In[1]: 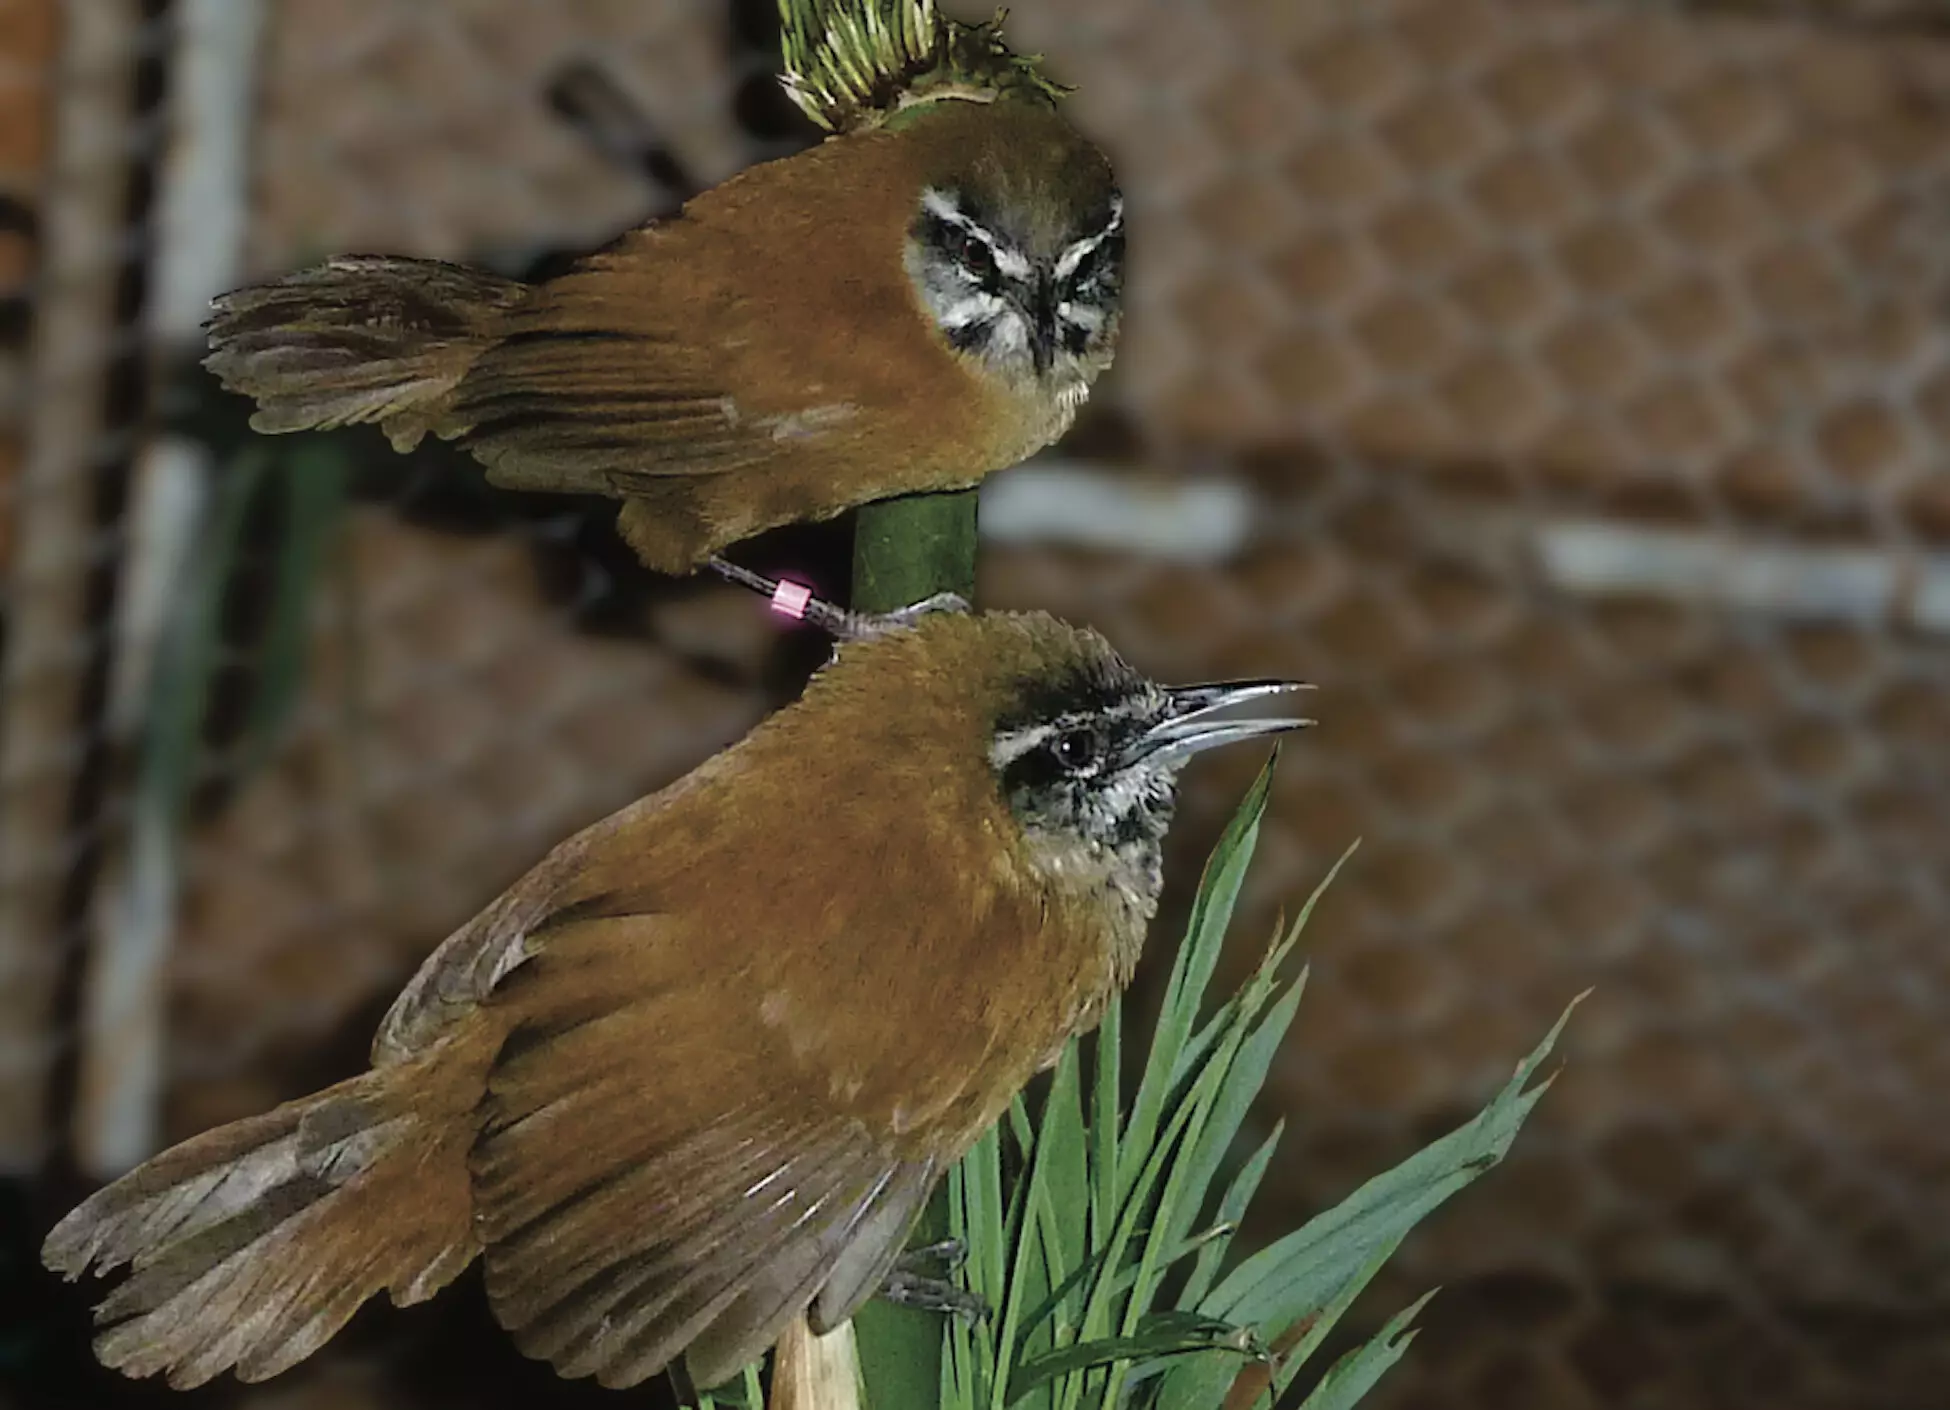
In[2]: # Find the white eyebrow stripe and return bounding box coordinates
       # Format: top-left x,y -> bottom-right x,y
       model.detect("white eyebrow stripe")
1055,197 -> 1125,279
921,186 -> 1035,282
991,722 -> 1056,768
991,245 -> 1035,282
921,186 -> 975,227
938,291 -> 1007,328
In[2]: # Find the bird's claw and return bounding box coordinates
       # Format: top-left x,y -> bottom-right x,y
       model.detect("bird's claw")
878,1237 -> 986,1323
897,1237 -> 969,1274
847,592 -> 972,638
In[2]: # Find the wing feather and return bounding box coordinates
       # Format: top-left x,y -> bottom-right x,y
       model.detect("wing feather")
443,246 -> 778,498
472,915 -> 935,1390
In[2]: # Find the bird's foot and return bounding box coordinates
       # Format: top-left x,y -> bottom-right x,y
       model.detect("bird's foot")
898,1237 -> 970,1273
847,592 -> 972,638
879,1238 -> 987,1323
704,557 -> 970,641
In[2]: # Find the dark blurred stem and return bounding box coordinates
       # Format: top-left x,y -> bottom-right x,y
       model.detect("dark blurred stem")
849,489 -> 978,614
846,487 -> 975,1404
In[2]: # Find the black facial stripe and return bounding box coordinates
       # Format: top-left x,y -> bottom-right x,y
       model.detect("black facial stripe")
945,316 -> 998,353
1110,796 -> 1163,848
1000,743 -> 1071,800
914,209 -> 1001,294
1062,231 -> 1125,297
999,659 -> 1150,738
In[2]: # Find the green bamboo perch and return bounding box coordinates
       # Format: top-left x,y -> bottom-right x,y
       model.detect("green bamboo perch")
851,489 -> 980,615
847,486 -> 977,1405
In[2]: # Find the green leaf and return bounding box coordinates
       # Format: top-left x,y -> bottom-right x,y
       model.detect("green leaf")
1288,1290 -> 1436,1410
856,1188 -> 954,1410
237,441 -> 348,777
1121,754 -> 1276,1200
993,1049 -> 1086,1410
1216,995 -> 1579,1329
1178,1121 -> 1282,1313
1004,1313 -> 1261,1407
1155,995 -> 1584,1410
137,444 -> 271,833
1158,971 -> 1305,1270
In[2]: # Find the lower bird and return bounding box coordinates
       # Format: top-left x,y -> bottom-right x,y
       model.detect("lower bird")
44,608 -> 1307,1392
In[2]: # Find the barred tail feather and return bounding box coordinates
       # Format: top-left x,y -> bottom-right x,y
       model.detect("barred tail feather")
42,1056 -> 482,1389
203,255 -> 525,451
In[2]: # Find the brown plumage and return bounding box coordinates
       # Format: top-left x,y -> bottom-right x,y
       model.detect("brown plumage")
203,100 -> 1122,572
43,610 -> 1307,1392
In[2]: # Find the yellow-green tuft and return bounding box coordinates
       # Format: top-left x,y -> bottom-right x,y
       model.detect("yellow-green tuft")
777,0 -> 1070,134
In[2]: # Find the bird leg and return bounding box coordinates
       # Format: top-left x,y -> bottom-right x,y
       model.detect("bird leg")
898,1237 -> 969,1271
704,556 -> 971,641
877,1237 -> 988,1323
858,592 -> 972,634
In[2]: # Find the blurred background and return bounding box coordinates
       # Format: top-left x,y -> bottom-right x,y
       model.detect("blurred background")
5,0 -> 1950,1406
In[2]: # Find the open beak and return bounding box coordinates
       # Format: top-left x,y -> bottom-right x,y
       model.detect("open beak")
1122,680 -> 1315,771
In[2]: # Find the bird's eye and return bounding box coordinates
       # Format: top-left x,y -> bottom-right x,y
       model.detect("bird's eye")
954,230 -> 998,283
1067,233 -> 1122,293
1051,729 -> 1102,774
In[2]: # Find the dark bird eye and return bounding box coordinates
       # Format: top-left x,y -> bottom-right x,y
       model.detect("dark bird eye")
954,230 -> 997,283
1052,729 -> 1101,773
1068,232 -> 1123,293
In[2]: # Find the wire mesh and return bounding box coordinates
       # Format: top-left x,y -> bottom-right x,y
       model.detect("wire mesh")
4,1 -> 1950,1407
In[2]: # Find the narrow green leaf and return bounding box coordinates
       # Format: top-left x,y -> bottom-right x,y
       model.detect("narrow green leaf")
1105,943 -> 1284,1404
138,445 -> 270,831
695,1363 -> 763,1410
1286,1290 -> 1436,1410
1016,1215 -> 1230,1347
1004,1313 -> 1261,1406
1120,754 -> 1276,1199
993,1049 -> 1085,1410
944,1159 -> 981,1410
1178,1120 -> 1283,1313
1089,997 -> 1121,1252
1156,996 -> 1582,1410
1079,1016 -> 1249,1407
1212,994 -> 1580,1330
1160,972 -> 1306,1265
858,1187 -> 956,1410
238,441 -> 348,778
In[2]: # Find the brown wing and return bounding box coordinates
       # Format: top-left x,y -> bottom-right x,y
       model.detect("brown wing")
440,132 -> 900,501
470,912 -> 936,1391
445,243 -> 772,500
435,125 -> 989,511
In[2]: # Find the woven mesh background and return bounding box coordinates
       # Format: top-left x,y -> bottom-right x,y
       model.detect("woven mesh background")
5,2 -> 1949,1408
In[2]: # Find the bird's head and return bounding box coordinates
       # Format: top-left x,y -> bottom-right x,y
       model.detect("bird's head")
802,610 -> 1309,932
899,103 -> 1124,406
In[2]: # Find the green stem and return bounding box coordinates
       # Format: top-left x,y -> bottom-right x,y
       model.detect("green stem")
849,488 -> 979,614
848,485 -> 978,1409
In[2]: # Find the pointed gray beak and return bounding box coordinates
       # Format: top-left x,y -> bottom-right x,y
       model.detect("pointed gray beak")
1123,680 -> 1315,770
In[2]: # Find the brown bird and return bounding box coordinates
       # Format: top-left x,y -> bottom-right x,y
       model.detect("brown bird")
201,7 -> 1123,574
43,609 -> 1307,1392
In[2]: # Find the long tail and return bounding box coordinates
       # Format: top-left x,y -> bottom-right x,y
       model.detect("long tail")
203,255 -> 526,451
42,1049 -> 483,1389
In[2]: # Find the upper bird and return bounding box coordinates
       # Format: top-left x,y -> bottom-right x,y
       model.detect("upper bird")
44,608 -> 1306,1392
203,1 -> 1124,573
